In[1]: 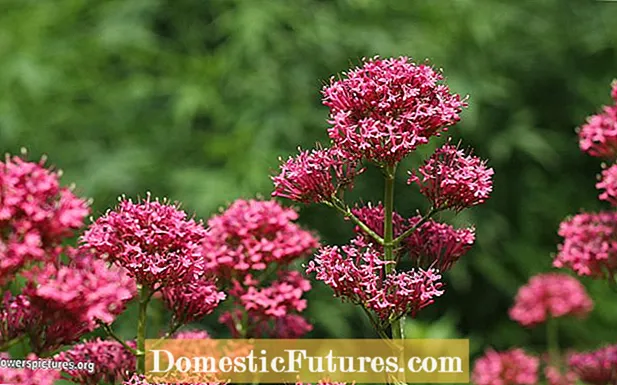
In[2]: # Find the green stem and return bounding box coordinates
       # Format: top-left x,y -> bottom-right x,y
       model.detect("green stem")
328,197 -> 385,245
99,322 -> 139,355
383,165 -> 406,385
137,285 -> 152,374
547,316 -> 560,368
392,207 -> 437,246
0,335 -> 25,352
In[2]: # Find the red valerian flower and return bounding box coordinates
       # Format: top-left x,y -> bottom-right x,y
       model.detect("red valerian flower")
307,236 -> 443,320
0,156 -> 89,283
408,143 -> 493,211
0,293 -> 30,347
555,211 -> 617,278
272,147 -> 364,204
597,163 -> 617,205
323,56 -> 466,165
568,345 -> 617,385
161,278 -> 225,325
471,348 -> 539,385
351,202 -> 407,240
80,195 -> 207,288
578,82 -> 617,159
55,338 -> 137,385
544,365 -> 578,385
203,199 -> 319,276
509,273 -> 593,327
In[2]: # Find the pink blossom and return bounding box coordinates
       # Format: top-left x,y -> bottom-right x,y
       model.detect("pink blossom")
307,237 -> 443,320
80,195 -> 207,288
220,310 -> 313,338
203,199 -> 319,276
405,217 -> 475,272
323,56 -> 466,165
578,83 -> 617,158
545,365 -> 578,385
471,348 -> 539,385
0,293 -> 30,347
597,164 -> 617,205
408,143 -> 493,211
272,147 -> 364,203
172,330 -> 211,339
509,273 -> 593,327
555,211 -> 617,278
568,345 -> 617,385
161,279 -> 225,325
55,338 -> 136,384
0,353 -> 60,385
351,202 -> 407,240
0,156 -> 89,283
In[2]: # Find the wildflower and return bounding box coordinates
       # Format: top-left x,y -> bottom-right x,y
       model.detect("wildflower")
555,211 -> 617,278
578,83 -> 617,159
597,164 -> 617,205
0,156 -> 89,283
80,195 -> 207,288
509,273 -> 593,327
471,348 -> 539,385
220,310 -> 313,338
203,199 -> 319,276
323,56 -> 466,165
0,293 -> 30,347
55,338 -> 136,384
405,217 -> 475,272
351,202 -> 407,240
307,237 -> 443,320
568,345 -> 617,385
161,278 -> 225,325
272,147 -> 363,203
408,143 -> 493,211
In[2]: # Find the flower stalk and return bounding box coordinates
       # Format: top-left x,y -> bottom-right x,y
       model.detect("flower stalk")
137,285 -> 152,374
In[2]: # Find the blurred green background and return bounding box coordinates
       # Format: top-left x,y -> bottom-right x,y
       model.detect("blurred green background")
1,0 -> 617,370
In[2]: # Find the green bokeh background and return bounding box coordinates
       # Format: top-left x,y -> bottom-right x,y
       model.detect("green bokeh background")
1,0 -> 617,381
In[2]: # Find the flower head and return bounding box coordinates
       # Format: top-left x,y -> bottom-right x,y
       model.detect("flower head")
272,147 -> 363,203
55,338 -> 136,384
203,199 -> 319,276
0,156 -> 89,283
471,348 -> 539,385
404,217 -> 475,272
161,279 -> 225,325
323,56 -> 466,165
568,345 -> 617,385
509,273 -> 593,327
597,163 -> 617,205
578,83 -> 617,159
307,237 -> 443,320
80,195 -> 207,288
408,143 -> 493,211
351,202 -> 407,240
555,211 -> 617,278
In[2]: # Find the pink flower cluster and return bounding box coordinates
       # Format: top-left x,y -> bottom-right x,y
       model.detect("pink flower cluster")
0,353 -> 60,385
56,338 -> 137,384
597,164 -> 617,205
161,279 -> 226,325
0,156 -> 89,283
323,56 -> 467,165
0,293 -> 30,346
351,202 -> 407,240
509,273 -> 593,327
272,147 -> 364,204
408,143 -> 494,211
544,365 -> 577,385
80,196 -> 208,288
203,199 -> 319,275
307,237 -> 443,320
578,82 -> 617,159
554,211 -> 617,278
220,271 -> 313,338
568,345 -> 617,385
471,348 -> 539,385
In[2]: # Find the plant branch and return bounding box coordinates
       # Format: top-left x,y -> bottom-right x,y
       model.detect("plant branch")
328,197 -> 385,245
99,321 -> 139,356
137,285 -> 153,373
392,207 -> 437,246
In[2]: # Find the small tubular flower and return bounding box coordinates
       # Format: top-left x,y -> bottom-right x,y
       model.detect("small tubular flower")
0,156 -> 89,283
272,147 -> 363,203
203,199 -> 319,276
161,279 -> 225,325
554,211 -> 617,278
408,143 -> 493,211
568,345 -> 617,385
307,237 -> 443,320
0,353 -> 60,385
323,56 -> 466,165
578,83 -> 617,159
55,338 -> 136,384
509,273 -> 593,327
80,195 -> 207,288
597,163 -> 617,205
405,217 -> 475,272
471,348 -> 539,385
